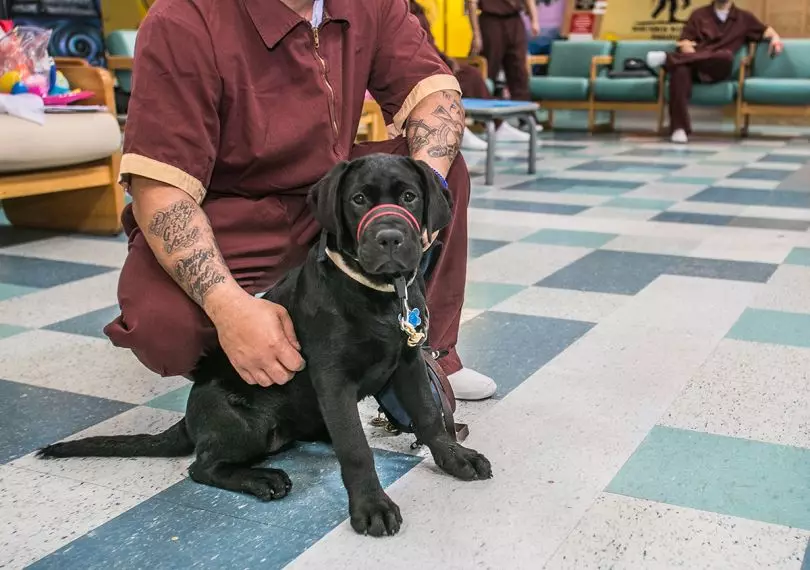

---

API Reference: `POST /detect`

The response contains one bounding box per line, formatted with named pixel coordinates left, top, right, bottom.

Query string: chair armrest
left=590, top=55, right=614, bottom=80
left=455, top=56, right=488, bottom=80
left=57, top=64, right=117, bottom=116
left=106, top=56, right=134, bottom=71
left=53, top=57, right=90, bottom=68
left=527, top=55, right=549, bottom=74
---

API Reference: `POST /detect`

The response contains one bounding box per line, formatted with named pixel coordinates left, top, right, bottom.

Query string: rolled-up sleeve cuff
left=389, top=74, right=461, bottom=137
left=119, top=153, right=207, bottom=203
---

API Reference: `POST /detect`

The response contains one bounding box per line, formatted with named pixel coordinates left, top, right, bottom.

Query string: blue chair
left=739, top=39, right=810, bottom=136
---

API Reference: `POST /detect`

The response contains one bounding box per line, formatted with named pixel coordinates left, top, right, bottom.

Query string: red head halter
left=356, top=204, right=420, bottom=243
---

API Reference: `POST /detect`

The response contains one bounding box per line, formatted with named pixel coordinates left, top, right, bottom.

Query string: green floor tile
left=605, top=197, right=676, bottom=211
left=523, top=229, right=616, bottom=248
left=463, top=282, right=525, bottom=310
left=145, top=384, right=191, bottom=413
left=784, top=248, right=810, bottom=267
left=608, top=426, right=810, bottom=530
left=727, top=308, right=810, bottom=349
left=0, top=324, right=27, bottom=340
left=0, top=283, right=39, bottom=302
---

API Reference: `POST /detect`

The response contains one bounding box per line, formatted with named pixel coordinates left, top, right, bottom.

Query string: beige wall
left=716, top=0, right=809, bottom=37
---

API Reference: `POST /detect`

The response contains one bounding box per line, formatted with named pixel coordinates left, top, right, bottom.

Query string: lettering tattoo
left=405, top=90, right=464, bottom=164
left=147, top=200, right=201, bottom=254
left=174, top=247, right=227, bottom=305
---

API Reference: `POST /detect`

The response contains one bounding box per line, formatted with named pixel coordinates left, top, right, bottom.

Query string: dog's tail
left=37, top=418, right=194, bottom=459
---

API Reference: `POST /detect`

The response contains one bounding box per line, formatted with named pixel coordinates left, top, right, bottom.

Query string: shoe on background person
left=449, top=368, right=497, bottom=400
left=462, top=126, right=489, bottom=151
left=646, top=50, right=667, bottom=68
left=671, top=128, right=688, bottom=144
left=497, top=121, right=531, bottom=142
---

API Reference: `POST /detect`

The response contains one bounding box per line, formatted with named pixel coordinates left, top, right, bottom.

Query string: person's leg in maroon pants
left=455, top=64, right=491, bottom=99
left=105, top=139, right=470, bottom=378
left=502, top=16, right=530, bottom=102
left=666, top=50, right=734, bottom=136
left=479, top=15, right=506, bottom=88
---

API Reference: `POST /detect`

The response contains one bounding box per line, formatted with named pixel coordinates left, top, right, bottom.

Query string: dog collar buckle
left=394, top=276, right=426, bottom=348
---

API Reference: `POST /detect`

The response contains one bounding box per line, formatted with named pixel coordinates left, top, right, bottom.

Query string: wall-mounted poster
left=599, top=0, right=693, bottom=40
left=7, top=0, right=104, bottom=65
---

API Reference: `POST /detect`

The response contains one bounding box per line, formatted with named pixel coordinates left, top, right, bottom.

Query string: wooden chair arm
left=527, top=55, right=549, bottom=74
left=53, top=57, right=90, bottom=68
left=455, top=56, right=488, bottom=80
left=57, top=64, right=117, bottom=116
left=590, top=55, right=614, bottom=80
left=106, top=56, right=134, bottom=71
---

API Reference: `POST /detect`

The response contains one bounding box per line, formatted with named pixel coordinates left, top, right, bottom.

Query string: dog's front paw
left=433, top=443, right=492, bottom=481
left=349, top=492, right=403, bottom=537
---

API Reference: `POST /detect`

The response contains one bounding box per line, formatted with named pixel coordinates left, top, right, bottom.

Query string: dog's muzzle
left=356, top=204, right=420, bottom=251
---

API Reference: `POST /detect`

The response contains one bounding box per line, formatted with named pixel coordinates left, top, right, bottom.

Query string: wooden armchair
left=0, top=58, right=124, bottom=234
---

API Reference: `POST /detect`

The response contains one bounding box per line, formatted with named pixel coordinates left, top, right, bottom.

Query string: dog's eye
left=402, top=191, right=417, bottom=203
left=352, top=194, right=366, bottom=205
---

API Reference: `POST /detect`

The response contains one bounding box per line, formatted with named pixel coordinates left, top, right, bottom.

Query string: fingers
left=278, top=307, right=301, bottom=350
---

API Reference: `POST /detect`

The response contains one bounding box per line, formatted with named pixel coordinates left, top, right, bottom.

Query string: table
left=462, top=98, right=540, bottom=186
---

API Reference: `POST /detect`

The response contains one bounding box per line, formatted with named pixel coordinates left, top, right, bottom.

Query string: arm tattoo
left=405, top=90, right=464, bottom=164
left=147, top=199, right=201, bottom=254
left=174, top=247, right=227, bottom=305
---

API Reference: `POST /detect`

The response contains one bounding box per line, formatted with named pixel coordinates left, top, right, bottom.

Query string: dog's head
left=308, top=154, right=452, bottom=276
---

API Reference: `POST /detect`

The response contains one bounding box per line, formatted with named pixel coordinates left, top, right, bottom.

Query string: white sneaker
left=461, top=127, right=489, bottom=151
left=496, top=121, right=531, bottom=142
left=671, top=128, right=688, bottom=144
left=646, top=50, right=667, bottom=68
left=448, top=368, right=497, bottom=401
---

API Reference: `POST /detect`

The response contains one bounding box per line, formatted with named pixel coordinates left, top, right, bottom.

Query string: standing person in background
left=645, top=0, right=783, bottom=144
left=410, top=0, right=530, bottom=148
left=468, top=0, right=541, bottom=135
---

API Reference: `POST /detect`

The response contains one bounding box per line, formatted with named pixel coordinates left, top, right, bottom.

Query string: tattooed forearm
left=139, top=195, right=233, bottom=308
left=405, top=90, right=465, bottom=169
left=174, top=247, right=227, bottom=305
left=147, top=199, right=201, bottom=254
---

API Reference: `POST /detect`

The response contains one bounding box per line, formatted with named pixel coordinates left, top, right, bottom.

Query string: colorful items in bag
left=0, top=25, right=94, bottom=104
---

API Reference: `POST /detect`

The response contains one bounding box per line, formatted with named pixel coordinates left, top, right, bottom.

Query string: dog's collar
left=323, top=247, right=416, bottom=293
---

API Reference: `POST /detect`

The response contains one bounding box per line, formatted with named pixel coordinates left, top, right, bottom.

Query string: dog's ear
left=308, top=161, right=351, bottom=245
left=411, top=159, right=453, bottom=236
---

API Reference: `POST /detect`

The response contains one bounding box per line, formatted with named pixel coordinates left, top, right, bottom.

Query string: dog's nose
left=375, top=228, right=404, bottom=251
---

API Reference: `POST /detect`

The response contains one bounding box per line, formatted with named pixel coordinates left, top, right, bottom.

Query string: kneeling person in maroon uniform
left=105, top=0, right=497, bottom=401
left=645, top=0, right=783, bottom=144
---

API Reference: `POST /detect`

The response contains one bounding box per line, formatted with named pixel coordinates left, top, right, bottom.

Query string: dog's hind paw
left=349, top=492, right=402, bottom=537
left=241, top=468, right=293, bottom=501
left=434, top=443, right=493, bottom=481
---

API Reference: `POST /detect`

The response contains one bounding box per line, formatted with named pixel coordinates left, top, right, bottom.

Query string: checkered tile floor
left=3, top=132, right=810, bottom=569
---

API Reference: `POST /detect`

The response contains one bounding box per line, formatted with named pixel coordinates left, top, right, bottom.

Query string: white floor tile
left=492, top=286, right=627, bottom=323
left=0, top=236, right=127, bottom=268
left=466, top=242, right=590, bottom=285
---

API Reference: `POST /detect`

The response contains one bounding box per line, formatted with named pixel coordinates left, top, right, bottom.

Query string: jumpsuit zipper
left=312, top=26, right=339, bottom=140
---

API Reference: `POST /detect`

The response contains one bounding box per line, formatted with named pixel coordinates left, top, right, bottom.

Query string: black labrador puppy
left=39, top=154, right=492, bottom=537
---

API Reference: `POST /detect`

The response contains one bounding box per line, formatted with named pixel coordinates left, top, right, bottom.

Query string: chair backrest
left=106, top=30, right=138, bottom=93
left=611, top=40, right=676, bottom=71
left=548, top=40, right=613, bottom=78
left=730, top=45, right=748, bottom=79
left=751, top=39, right=810, bottom=79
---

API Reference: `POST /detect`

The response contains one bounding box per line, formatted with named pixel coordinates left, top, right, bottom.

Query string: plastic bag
left=0, top=26, right=54, bottom=97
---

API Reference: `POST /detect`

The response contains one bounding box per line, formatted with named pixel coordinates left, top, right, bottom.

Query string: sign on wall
left=599, top=0, right=694, bottom=40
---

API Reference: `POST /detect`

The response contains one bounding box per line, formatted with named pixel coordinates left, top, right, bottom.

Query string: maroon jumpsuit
left=666, top=3, right=767, bottom=134
left=105, top=0, right=469, bottom=377
left=477, top=0, right=530, bottom=101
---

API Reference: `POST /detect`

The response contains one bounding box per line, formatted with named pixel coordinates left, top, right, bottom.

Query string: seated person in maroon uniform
left=645, top=0, right=783, bottom=144
left=104, top=0, right=498, bottom=401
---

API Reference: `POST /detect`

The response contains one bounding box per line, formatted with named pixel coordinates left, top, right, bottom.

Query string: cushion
left=664, top=80, right=737, bottom=106
left=106, top=30, right=137, bottom=93
left=0, top=113, right=122, bottom=174
left=530, top=76, right=589, bottom=101
left=593, top=76, right=660, bottom=102
left=611, top=40, right=676, bottom=72
left=751, top=39, right=810, bottom=79
left=547, top=40, right=613, bottom=78
left=744, top=78, right=810, bottom=106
